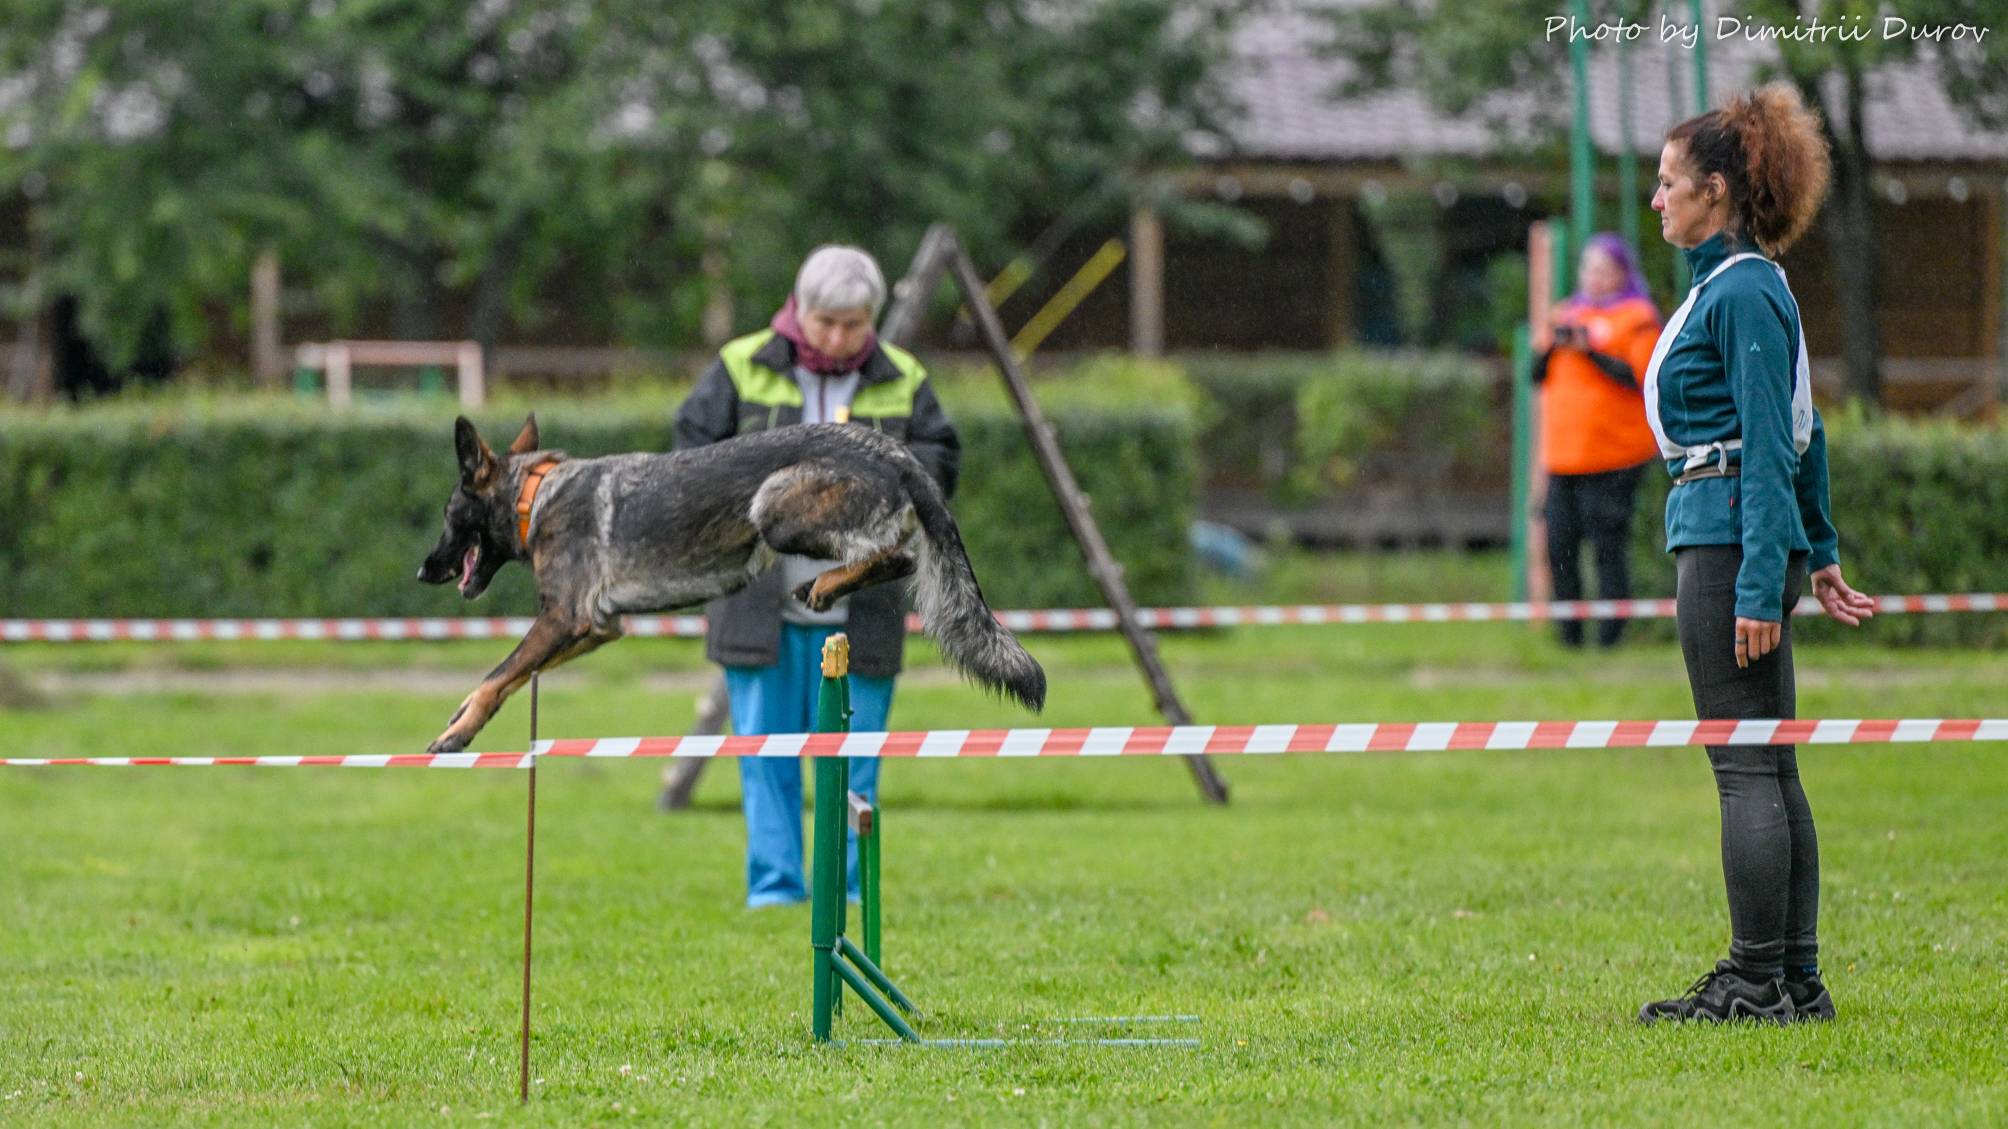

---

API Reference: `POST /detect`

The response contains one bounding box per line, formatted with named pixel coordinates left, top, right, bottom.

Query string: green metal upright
left=1664, top=0, right=1709, bottom=296
left=1618, top=18, right=1639, bottom=252
left=1552, top=225, right=1573, bottom=303
left=1569, top=0, right=1595, bottom=254
left=849, top=791, right=883, bottom=968
left=1510, top=321, right=1534, bottom=602
left=809, top=644, right=845, bottom=1039
left=1688, top=0, right=1709, bottom=113
left=1666, top=10, right=1690, bottom=295
left=810, top=634, right=920, bottom=1044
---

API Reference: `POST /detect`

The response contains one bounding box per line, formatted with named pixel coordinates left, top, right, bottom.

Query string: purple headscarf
left=1574, top=232, right=1653, bottom=309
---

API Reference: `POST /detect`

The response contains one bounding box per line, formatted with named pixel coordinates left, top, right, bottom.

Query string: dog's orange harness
left=515, top=456, right=561, bottom=548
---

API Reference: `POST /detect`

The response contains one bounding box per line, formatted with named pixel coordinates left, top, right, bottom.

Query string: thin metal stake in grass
left=520, top=674, right=538, bottom=1103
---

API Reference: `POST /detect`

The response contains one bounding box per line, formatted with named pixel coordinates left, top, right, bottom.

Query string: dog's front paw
left=792, top=579, right=833, bottom=612
left=428, top=729, right=471, bottom=755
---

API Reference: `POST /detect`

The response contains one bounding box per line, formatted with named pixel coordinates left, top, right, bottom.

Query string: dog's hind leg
left=751, top=463, right=919, bottom=610
left=793, top=546, right=918, bottom=612
left=791, top=542, right=919, bottom=606
left=428, top=613, right=615, bottom=753
left=750, top=463, right=906, bottom=560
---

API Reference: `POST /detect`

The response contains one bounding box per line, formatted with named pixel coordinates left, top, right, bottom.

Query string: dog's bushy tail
left=899, top=462, right=1046, bottom=712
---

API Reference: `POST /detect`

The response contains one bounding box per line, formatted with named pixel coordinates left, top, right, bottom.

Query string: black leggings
left=1545, top=466, right=1644, bottom=647
left=1675, top=545, right=1818, bottom=979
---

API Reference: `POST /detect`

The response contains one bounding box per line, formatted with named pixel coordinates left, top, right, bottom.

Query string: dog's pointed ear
left=455, top=416, right=496, bottom=487
left=506, top=412, right=539, bottom=456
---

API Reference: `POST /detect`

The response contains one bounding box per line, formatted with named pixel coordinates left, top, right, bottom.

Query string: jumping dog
left=415, top=415, right=1046, bottom=752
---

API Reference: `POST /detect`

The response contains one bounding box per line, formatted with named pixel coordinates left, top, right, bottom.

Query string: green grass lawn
left=3, top=571, right=2006, bottom=1126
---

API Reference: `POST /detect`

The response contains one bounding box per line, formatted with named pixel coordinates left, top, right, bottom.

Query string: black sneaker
left=1638, top=961, right=1797, bottom=1024
left=1784, top=976, right=1837, bottom=1021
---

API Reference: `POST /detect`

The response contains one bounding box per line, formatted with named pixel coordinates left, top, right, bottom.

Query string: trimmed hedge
left=1626, top=412, right=2008, bottom=647
left=1179, top=350, right=1506, bottom=503
left=935, top=357, right=1198, bottom=607
left=0, top=380, right=1196, bottom=618
left=9, top=365, right=1999, bottom=647
left=1292, top=351, right=1501, bottom=494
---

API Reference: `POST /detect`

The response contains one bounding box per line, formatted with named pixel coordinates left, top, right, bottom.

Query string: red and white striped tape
left=0, top=616, right=656, bottom=643
left=3, top=593, right=2002, bottom=643
left=531, top=717, right=2008, bottom=759
left=0, top=752, right=534, bottom=769
left=6, top=718, right=2001, bottom=768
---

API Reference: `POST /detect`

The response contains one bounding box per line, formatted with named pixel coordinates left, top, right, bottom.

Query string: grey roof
left=1223, top=3, right=2008, bottom=164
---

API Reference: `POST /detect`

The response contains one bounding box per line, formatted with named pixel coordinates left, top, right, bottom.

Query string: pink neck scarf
left=769, top=296, right=877, bottom=376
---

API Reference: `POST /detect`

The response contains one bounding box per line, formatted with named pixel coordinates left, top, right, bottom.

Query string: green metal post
left=1510, top=322, right=1533, bottom=601
left=1569, top=0, right=1595, bottom=254
left=1666, top=10, right=1690, bottom=295
left=1689, top=0, right=1709, bottom=113
left=834, top=676, right=853, bottom=1010
left=831, top=751, right=850, bottom=1020
left=809, top=637, right=852, bottom=1042
left=1685, top=0, right=1709, bottom=299
left=809, top=633, right=920, bottom=1043
left=1618, top=20, right=1639, bottom=252
left=862, top=806, right=881, bottom=968
left=849, top=790, right=882, bottom=969
left=1552, top=224, right=1572, bottom=303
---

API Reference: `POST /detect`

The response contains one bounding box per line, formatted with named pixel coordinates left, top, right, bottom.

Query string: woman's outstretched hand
left=1731, top=566, right=1872, bottom=667
left=1811, top=564, right=1876, bottom=627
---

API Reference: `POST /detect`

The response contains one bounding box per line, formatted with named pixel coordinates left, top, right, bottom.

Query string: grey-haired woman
left=673, top=246, right=959, bottom=908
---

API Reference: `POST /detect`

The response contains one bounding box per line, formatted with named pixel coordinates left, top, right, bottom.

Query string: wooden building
left=1024, top=6, right=2008, bottom=409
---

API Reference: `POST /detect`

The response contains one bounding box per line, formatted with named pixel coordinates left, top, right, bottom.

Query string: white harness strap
left=1642, top=252, right=1814, bottom=471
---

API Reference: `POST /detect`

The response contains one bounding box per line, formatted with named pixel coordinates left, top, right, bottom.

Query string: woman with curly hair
left=1635, top=83, right=1879, bottom=1024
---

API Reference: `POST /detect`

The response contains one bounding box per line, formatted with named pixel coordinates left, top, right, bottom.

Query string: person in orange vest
left=1534, top=232, right=1663, bottom=647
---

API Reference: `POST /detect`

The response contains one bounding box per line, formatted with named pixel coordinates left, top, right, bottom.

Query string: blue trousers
left=725, top=623, right=893, bottom=908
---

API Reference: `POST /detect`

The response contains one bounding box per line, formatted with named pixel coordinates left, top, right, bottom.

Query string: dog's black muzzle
left=416, top=541, right=461, bottom=585
left=419, top=535, right=499, bottom=599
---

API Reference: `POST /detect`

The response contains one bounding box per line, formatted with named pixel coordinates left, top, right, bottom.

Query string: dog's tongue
left=459, top=546, right=479, bottom=594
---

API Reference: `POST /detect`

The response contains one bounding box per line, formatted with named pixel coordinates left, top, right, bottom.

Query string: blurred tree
left=0, top=0, right=682, bottom=367
left=0, top=0, right=1246, bottom=370
left=572, top=0, right=1254, bottom=345
left=1325, top=0, right=2008, bottom=406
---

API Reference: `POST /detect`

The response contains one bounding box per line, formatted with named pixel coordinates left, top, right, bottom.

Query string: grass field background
left=3, top=553, right=2004, bottom=1126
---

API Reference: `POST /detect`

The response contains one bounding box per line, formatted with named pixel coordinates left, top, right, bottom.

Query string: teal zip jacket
left=1650, top=232, right=1839, bottom=621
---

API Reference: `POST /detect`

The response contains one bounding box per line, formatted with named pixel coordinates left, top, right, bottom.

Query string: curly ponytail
left=1668, top=82, right=1832, bottom=255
